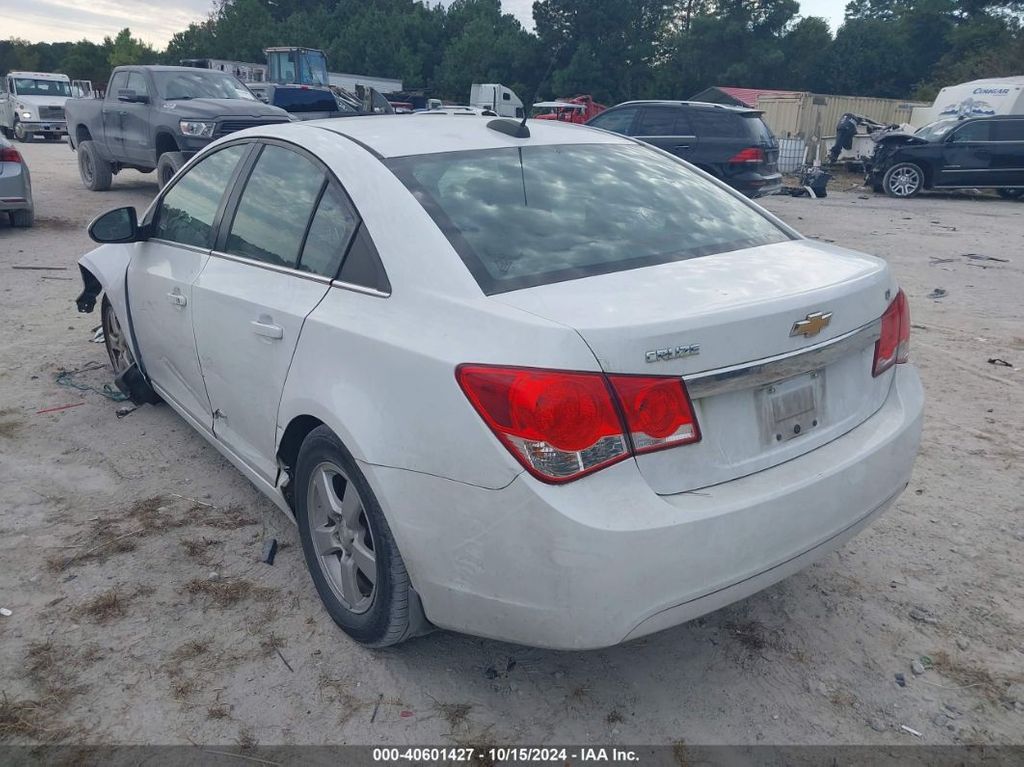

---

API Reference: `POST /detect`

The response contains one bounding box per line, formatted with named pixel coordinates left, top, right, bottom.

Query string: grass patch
left=184, top=578, right=276, bottom=607
left=436, top=702, right=472, bottom=730
left=931, top=650, right=1024, bottom=702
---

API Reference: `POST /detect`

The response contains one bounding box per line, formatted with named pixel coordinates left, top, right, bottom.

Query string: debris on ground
left=909, top=607, right=939, bottom=625
left=11, top=265, right=68, bottom=271
left=0, top=608, right=11, bottom=617
left=36, top=402, right=85, bottom=415
left=926, top=288, right=947, bottom=300
left=261, top=538, right=278, bottom=565
left=895, top=672, right=907, bottom=687
left=963, top=253, right=1009, bottom=263
left=90, top=326, right=105, bottom=344
left=115, top=405, right=137, bottom=418
left=901, top=725, right=922, bottom=737
left=912, top=660, right=926, bottom=675
left=987, top=358, right=1013, bottom=367
left=55, top=362, right=129, bottom=402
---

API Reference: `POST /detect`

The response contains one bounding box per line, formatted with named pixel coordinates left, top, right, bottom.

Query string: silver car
left=0, top=135, right=33, bottom=227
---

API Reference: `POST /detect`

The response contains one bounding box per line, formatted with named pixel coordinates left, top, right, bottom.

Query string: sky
left=2, top=0, right=850, bottom=48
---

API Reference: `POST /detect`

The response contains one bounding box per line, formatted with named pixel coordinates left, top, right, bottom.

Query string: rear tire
left=78, top=140, right=113, bottom=191
left=295, top=426, right=417, bottom=647
left=9, top=208, right=34, bottom=228
left=996, top=188, right=1023, bottom=200
left=882, top=162, right=924, bottom=198
left=156, top=151, right=186, bottom=189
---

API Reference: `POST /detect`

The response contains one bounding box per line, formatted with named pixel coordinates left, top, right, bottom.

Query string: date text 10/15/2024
left=373, top=747, right=641, bottom=763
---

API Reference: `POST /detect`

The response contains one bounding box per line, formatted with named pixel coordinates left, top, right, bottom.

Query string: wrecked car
left=76, top=117, right=923, bottom=650
left=867, top=114, right=1024, bottom=199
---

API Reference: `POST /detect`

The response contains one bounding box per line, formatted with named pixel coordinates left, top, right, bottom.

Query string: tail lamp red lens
left=457, top=365, right=701, bottom=483
left=873, top=289, right=911, bottom=377
left=0, top=147, right=23, bottom=163
left=729, top=147, right=764, bottom=164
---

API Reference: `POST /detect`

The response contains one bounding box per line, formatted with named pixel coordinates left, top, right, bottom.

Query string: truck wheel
left=9, top=208, right=34, bottom=228
left=882, top=162, right=924, bottom=198
left=78, top=140, right=113, bottom=191
left=996, top=189, right=1023, bottom=200
left=157, top=152, right=186, bottom=189
left=13, top=121, right=32, bottom=142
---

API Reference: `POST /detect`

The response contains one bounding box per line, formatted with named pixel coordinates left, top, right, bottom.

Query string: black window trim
left=634, top=106, right=696, bottom=139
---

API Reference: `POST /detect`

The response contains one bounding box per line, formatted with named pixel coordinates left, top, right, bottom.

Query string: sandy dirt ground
left=1, top=140, right=1022, bottom=748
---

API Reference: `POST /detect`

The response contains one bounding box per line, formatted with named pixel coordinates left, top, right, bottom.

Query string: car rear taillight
left=729, top=147, right=764, bottom=164
left=872, top=289, right=911, bottom=377
left=608, top=375, right=700, bottom=455
left=0, top=147, right=22, bottom=163
left=457, top=365, right=701, bottom=483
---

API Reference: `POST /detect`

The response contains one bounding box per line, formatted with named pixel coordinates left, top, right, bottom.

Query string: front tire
left=996, top=188, right=1024, bottom=200
left=156, top=151, right=186, bottom=189
left=78, top=140, right=113, bottom=191
left=101, top=297, right=136, bottom=378
left=13, top=121, right=32, bottom=142
left=295, top=426, right=415, bottom=647
left=9, top=208, right=34, bottom=228
left=882, top=162, right=924, bottom=198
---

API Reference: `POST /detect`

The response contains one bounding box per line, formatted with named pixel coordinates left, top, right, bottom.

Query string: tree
left=106, top=28, right=157, bottom=67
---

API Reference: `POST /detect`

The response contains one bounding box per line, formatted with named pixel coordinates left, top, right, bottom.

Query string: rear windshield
left=743, top=114, right=776, bottom=145
left=387, top=143, right=790, bottom=294
left=273, top=87, right=342, bottom=113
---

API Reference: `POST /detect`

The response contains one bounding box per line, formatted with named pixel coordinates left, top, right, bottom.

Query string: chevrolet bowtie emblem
left=790, top=311, right=833, bottom=338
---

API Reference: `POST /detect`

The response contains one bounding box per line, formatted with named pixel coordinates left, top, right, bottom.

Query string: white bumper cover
left=365, top=366, right=924, bottom=649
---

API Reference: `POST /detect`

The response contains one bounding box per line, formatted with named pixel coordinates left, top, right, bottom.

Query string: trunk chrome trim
left=684, top=318, right=882, bottom=400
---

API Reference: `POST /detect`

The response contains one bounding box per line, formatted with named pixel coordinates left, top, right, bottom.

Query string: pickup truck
left=65, top=65, right=291, bottom=190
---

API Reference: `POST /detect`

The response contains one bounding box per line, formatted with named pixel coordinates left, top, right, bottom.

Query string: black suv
left=586, top=101, right=782, bottom=197
left=869, top=115, right=1024, bottom=199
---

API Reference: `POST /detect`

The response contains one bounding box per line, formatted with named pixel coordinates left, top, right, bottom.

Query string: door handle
left=250, top=320, right=283, bottom=340
left=166, top=292, right=187, bottom=307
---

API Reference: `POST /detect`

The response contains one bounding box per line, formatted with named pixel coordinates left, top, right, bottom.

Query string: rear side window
left=298, top=183, right=359, bottom=278
left=992, top=120, right=1024, bottom=141
left=226, top=145, right=326, bottom=268
left=588, top=107, right=638, bottom=135
left=690, top=110, right=746, bottom=138
left=153, top=144, right=248, bottom=248
left=636, top=107, right=691, bottom=136
left=388, top=143, right=789, bottom=294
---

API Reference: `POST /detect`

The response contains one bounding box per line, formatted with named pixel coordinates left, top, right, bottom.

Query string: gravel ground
left=1, top=139, right=1022, bottom=747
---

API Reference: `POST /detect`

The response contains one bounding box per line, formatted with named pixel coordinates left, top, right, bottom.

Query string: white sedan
left=76, top=116, right=923, bottom=649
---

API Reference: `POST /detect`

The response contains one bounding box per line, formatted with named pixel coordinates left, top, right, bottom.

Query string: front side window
left=298, top=184, right=359, bottom=278
left=108, top=72, right=129, bottom=97
left=226, top=145, right=325, bottom=268
left=153, top=144, right=248, bottom=248
left=588, top=107, right=638, bottom=135
left=126, top=72, right=149, bottom=99
left=949, top=121, right=991, bottom=142
left=388, top=143, right=790, bottom=294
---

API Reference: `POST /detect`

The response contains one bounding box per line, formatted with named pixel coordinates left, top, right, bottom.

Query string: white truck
left=0, top=71, right=73, bottom=142
left=911, top=76, right=1024, bottom=127
left=470, top=83, right=524, bottom=118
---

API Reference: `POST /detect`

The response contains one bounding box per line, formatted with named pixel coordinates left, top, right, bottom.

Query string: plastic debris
left=0, top=608, right=12, bottom=617
left=36, top=402, right=85, bottom=415
left=895, top=672, right=906, bottom=687
left=926, top=288, right=947, bottom=299
left=988, top=358, right=1013, bottom=367
left=90, top=326, right=105, bottom=344
left=116, top=405, right=138, bottom=418
left=262, top=538, right=279, bottom=565
left=901, top=725, right=922, bottom=737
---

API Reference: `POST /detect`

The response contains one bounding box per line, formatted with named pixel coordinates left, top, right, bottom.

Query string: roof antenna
left=487, top=47, right=562, bottom=140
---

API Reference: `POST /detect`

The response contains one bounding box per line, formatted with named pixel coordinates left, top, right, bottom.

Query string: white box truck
left=0, top=71, right=73, bottom=141
left=911, top=76, right=1024, bottom=127
left=470, top=83, right=524, bottom=118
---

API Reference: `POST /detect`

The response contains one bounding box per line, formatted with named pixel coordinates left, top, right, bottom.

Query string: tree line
left=2, top=0, right=1022, bottom=104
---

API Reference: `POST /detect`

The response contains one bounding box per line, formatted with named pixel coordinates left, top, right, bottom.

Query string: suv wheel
left=882, top=162, right=924, bottom=198
left=996, top=189, right=1023, bottom=200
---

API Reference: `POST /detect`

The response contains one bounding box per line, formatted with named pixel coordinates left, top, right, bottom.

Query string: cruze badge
left=646, top=344, right=701, bottom=363
left=790, top=311, right=833, bottom=338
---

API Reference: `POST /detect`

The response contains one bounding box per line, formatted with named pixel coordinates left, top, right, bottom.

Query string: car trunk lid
left=495, top=238, right=896, bottom=494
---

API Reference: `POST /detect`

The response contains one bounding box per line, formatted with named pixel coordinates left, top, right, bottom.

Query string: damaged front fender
left=76, top=245, right=131, bottom=323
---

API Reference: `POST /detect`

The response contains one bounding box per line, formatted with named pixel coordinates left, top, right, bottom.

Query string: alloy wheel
left=102, top=301, right=135, bottom=375
left=887, top=165, right=921, bottom=197
left=306, top=461, right=377, bottom=614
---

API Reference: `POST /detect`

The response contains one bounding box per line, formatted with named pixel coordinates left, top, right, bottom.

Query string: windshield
left=153, top=71, right=256, bottom=101
left=14, top=78, right=72, bottom=98
left=915, top=119, right=958, bottom=141
left=388, top=143, right=790, bottom=294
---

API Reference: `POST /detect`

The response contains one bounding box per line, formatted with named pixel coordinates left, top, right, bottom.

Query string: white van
left=0, top=71, right=72, bottom=141
left=911, top=76, right=1024, bottom=127
left=470, top=83, right=524, bottom=119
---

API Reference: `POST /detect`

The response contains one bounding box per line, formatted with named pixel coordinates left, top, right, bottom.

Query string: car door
left=633, top=105, right=696, bottom=161
left=122, top=71, right=153, bottom=165
left=191, top=142, right=359, bottom=481
left=102, top=71, right=129, bottom=156
left=128, top=142, right=252, bottom=425
left=989, top=119, right=1024, bottom=187
left=937, top=120, right=992, bottom=187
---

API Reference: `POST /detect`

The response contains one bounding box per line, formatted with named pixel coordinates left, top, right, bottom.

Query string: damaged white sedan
left=76, top=116, right=923, bottom=649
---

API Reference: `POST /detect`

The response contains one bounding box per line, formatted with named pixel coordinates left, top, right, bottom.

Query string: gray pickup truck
left=65, top=65, right=291, bottom=190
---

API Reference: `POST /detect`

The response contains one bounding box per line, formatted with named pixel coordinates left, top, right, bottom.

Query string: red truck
left=533, top=95, right=606, bottom=124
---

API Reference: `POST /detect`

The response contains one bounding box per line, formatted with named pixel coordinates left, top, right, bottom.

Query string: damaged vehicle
left=76, top=117, right=923, bottom=650
left=868, top=114, right=1024, bottom=199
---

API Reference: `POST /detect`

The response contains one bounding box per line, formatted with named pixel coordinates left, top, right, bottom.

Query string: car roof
left=300, top=115, right=631, bottom=158
left=609, top=100, right=761, bottom=114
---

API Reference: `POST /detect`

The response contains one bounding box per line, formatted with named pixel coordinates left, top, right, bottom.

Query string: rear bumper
left=727, top=170, right=783, bottom=198
left=366, top=365, right=924, bottom=649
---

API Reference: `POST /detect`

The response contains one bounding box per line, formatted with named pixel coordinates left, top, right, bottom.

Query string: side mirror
left=89, top=207, right=141, bottom=244
left=117, top=89, right=149, bottom=104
